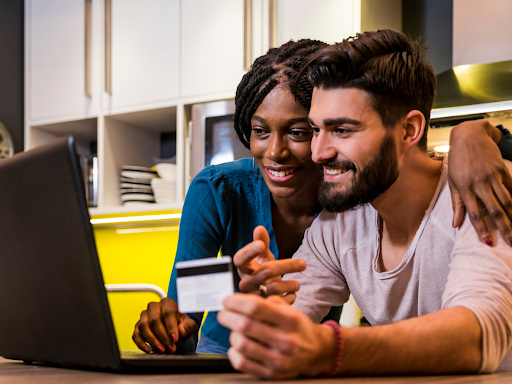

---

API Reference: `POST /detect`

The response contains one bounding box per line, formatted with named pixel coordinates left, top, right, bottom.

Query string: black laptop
left=0, top=137, right=233, bottom=372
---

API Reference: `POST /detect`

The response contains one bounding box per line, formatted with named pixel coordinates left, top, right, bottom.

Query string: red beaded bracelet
left=322, top=320, right=343, bottom=377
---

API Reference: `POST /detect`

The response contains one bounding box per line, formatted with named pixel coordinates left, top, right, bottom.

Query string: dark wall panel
left=0, top=0, right=24, bottom=153
left=403, top=0, right=453, bottom=75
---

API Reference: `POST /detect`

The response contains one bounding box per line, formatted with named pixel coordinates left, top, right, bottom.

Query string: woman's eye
left=251, top=127, right=267, bottom=135
left=289, top=129, right=313, bottom=138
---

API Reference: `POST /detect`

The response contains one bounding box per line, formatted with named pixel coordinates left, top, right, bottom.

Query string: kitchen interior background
left=1, top=0, right=511, bottom=350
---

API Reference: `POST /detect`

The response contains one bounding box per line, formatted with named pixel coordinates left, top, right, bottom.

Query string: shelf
left=101, top=106, right=178, bottom=208
left=89, top=202, right=183, bottom=217
left=29, top=118, right=97, bottom=158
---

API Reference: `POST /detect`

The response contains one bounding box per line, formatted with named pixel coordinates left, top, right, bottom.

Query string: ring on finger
left=259, top=284, right=268, bottom=298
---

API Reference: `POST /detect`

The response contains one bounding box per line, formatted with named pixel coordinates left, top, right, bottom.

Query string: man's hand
left=234, top=226, right=306, bottom=303
left=449, top=119, right=512, bottom=246
left=218, top=294, right=336, bottom=379
left=132, top=297, right=197, bottom=354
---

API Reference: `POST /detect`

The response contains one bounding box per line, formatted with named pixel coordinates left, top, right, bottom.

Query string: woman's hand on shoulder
left=132, top=297, right=197, bottom=354
left=449, top=119, right=512, bottom=246
left=234, top=226, right=306, bottom=304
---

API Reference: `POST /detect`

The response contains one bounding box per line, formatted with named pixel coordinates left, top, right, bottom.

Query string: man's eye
left=335, top=128, right=350, bottom=135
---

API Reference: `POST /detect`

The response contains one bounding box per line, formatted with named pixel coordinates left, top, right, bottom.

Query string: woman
left=133, top=39, right=512, bottom=355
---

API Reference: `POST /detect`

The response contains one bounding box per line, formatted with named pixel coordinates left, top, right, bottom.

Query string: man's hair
left=301, top=29, right=436, bottom=151
left=234, top=39, right=328, bottom=149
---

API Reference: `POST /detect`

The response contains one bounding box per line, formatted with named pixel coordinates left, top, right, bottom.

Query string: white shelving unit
left=25, top=0, right=400, bottom=215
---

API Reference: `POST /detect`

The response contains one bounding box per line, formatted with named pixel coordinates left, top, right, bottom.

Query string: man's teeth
left=325, top=168, right=347, bottom=175
left=268, top=169, right=294, bottom=177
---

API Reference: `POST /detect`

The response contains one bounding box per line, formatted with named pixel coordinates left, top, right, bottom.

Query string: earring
left=252, top=158, right=265, bottom=182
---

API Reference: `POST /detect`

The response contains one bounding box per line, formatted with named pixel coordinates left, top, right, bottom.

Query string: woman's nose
left=266, top=134, right=290, bottom=161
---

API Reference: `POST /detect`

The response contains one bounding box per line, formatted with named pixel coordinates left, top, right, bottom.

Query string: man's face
left=309, top=87, right=399, bottom=212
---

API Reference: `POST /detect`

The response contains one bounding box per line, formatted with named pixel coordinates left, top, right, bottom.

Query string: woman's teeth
left=325, top=168, right=347, bottom=175
left=268, top=168, right=294, bottom=177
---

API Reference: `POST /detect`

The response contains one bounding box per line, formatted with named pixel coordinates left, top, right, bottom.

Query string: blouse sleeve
left=498, top=131, right=512, bottom=161
left=167, top=168, right=228, bottom=337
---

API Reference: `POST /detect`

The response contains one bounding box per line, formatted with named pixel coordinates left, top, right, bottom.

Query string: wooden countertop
left=2, top=358, right=512, bottom=384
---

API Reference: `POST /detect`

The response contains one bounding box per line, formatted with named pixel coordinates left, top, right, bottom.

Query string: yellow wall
left=92, top=210, right=181, bottom=350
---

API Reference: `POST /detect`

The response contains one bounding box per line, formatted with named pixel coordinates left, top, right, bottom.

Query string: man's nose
left=312, top=131, right=337, bottom=164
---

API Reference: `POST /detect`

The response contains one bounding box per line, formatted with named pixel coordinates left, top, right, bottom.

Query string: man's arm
left=442, top=162, right=512, bottom=372
left=218, top=295, right=481, bottom=378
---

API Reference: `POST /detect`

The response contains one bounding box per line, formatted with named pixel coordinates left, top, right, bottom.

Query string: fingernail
left=157, top=345, right=165, bottom=353
left=485, top=238, right=493, bottom=246
left=172, top=334, right=177, bottom=342
left=144, top=346, right=150, bottom=353
left=167, top=345, right=174, bottom=353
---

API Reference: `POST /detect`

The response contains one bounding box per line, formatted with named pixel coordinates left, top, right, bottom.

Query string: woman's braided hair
left=234, top=39, right=328, bottom=149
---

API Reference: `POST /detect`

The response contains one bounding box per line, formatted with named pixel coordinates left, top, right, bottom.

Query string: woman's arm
left=133, top=168, right=227, bottom=353
left=448, top=119, right=512, bottom=245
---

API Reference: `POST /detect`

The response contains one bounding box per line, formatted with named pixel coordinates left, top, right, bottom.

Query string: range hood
left=427, top=61, right=512, bottom=152
left=431, top=60, right=512, bottom=120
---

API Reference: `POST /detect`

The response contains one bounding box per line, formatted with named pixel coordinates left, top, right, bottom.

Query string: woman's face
left=250, top=83, right=322, bottom=199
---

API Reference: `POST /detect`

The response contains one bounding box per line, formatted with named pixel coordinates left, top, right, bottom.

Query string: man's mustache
left=316, top=160, right=357, bottom=173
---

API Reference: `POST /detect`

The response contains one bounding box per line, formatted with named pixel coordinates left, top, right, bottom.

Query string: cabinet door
left=277, top=0, right=357, bottom=45
left=28, top=0, right=92, bottom=121
left=181, top=0, right=245, bottom=98
left=107, top=0, right=180, bottom=110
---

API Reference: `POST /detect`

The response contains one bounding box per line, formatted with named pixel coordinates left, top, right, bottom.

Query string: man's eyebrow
left=323, top=117, right=362, bottom=127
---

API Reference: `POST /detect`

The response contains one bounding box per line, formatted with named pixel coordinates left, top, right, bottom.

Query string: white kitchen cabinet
left=105, top=0, right=180, bottom=111
left=275, top=0, right=358, bottom=45
left=181, top=0, right=246, bottom=98
left=27, top=0, right=98, bottom=122
left=25, top=0, right=401, bottom=214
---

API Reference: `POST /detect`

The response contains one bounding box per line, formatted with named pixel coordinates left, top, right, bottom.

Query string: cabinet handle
left=244, top=0, right=252, bottom=70
left=84, top=0, right=92, bottom=98
left=269, top=0, right=278, bottom=48
left=105, top=0, right=112, bottom=94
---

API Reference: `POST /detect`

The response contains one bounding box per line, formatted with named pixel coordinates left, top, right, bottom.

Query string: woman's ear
left=400, top=110, right=426, bottom=151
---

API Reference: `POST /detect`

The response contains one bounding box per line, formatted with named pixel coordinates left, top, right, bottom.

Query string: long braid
left=234, top=39, right=328, bottom=149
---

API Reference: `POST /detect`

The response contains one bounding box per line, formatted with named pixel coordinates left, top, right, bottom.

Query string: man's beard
left=318, top=132, right=399, bottom=213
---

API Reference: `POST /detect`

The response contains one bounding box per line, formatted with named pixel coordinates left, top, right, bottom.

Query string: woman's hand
left=234, top=226, right=306, bottom=304
left=132, top=297, right=197, bottom=354
left=449, top=119, right=512, bottom=246
left=218, top=294, right=337, bottom=379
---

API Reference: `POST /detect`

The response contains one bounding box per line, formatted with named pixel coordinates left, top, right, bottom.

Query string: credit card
left=176, top=256, right=234, bottom=313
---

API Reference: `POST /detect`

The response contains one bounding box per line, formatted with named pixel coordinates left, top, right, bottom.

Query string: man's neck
left=372, top=151, right=443, bottom=271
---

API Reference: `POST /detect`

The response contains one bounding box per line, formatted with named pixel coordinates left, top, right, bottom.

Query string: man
left=217, top=29, right=512, bottom=378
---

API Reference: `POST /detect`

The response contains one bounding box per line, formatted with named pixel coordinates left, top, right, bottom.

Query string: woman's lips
left=265, top=167, right=298, bottom=183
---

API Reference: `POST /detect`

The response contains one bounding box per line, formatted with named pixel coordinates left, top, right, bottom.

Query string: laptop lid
left=0, top=137, right=122, bottom=370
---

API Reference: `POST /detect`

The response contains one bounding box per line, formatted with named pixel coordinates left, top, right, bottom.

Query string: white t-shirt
left=285, top=157, right=512, bottom=372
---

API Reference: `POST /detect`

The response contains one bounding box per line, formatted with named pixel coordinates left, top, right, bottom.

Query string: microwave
left=188, top=100, right=252, bottom=188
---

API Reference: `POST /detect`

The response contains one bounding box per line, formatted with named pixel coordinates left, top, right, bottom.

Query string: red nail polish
left=144, top=346, right=150, bottom=353
left=485, top=238, right=493, bottom=246
left=509, top=239, right=512, bottom=247
left=157, top=345, right=165, bottom=353
left=172, top=334, right=177, bottom=342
